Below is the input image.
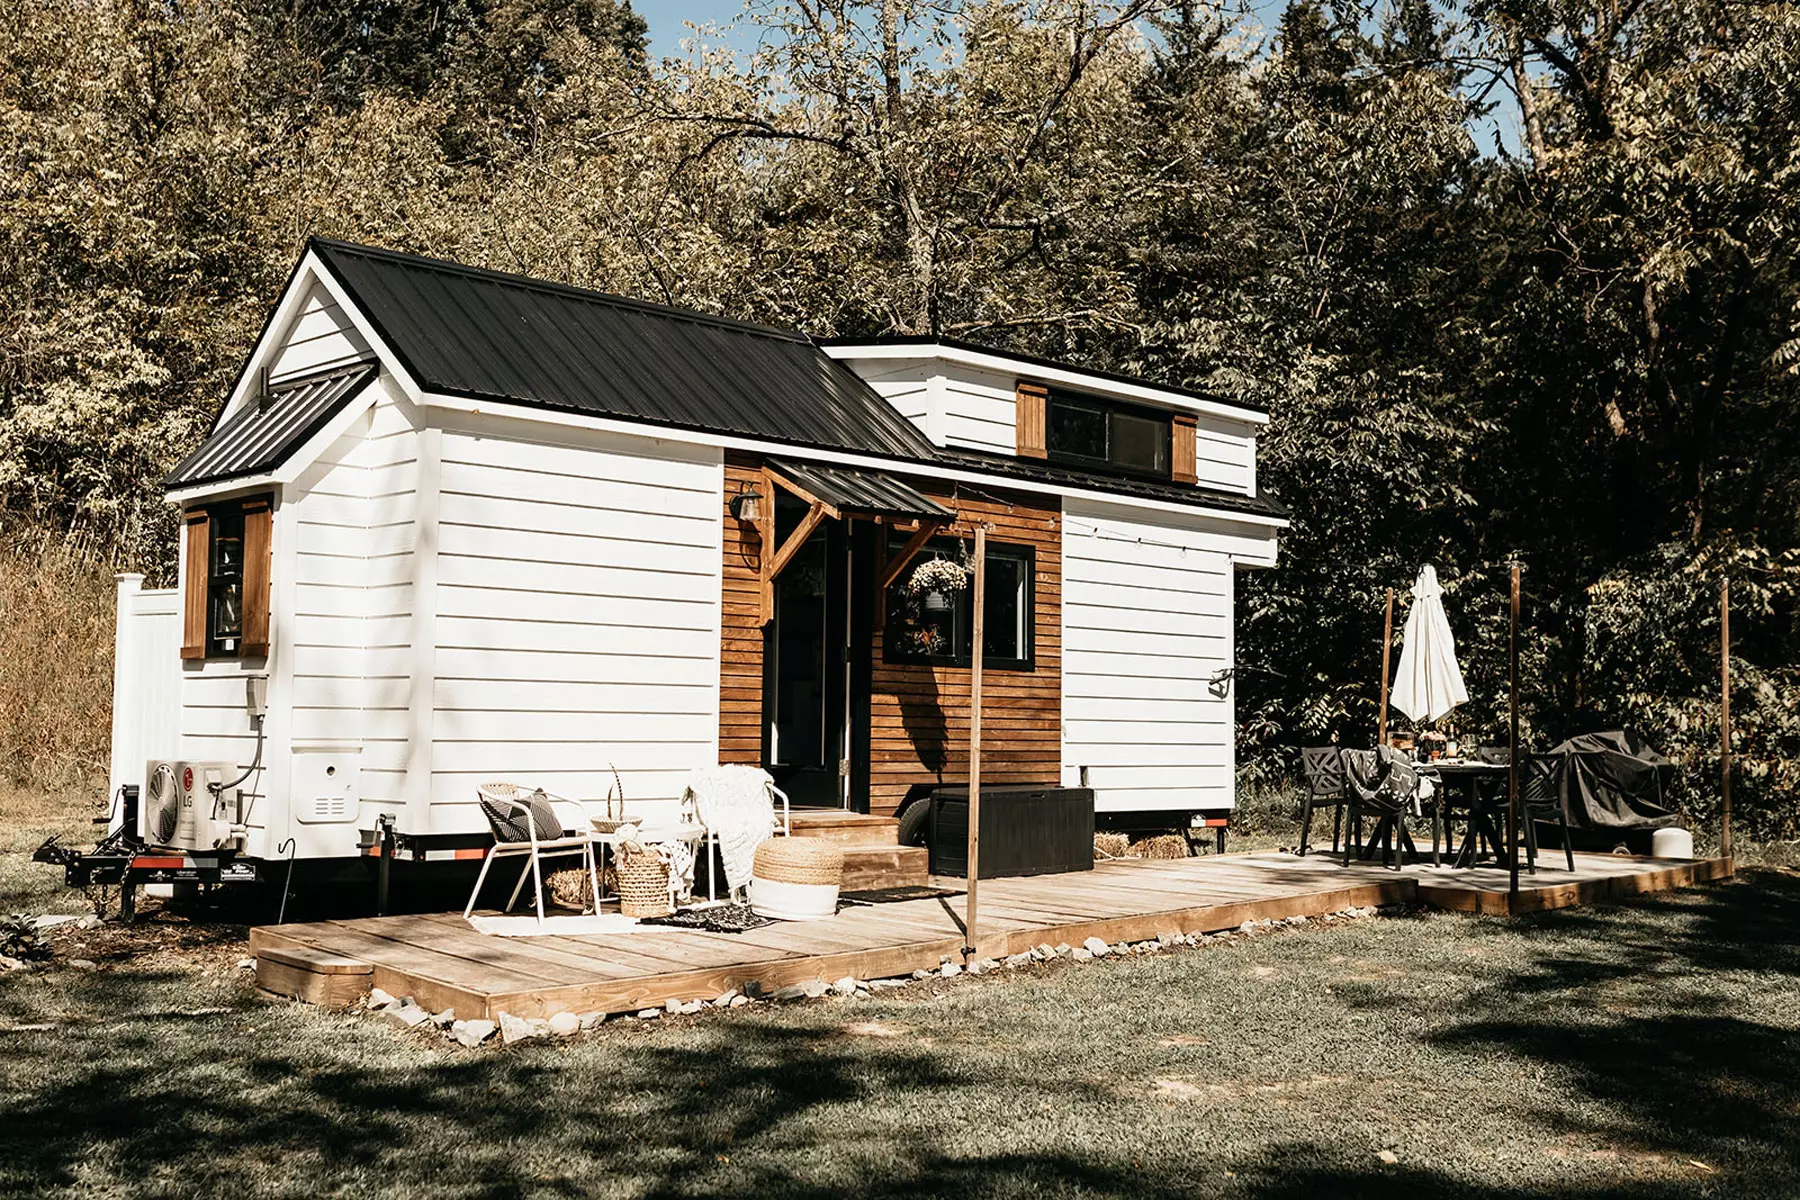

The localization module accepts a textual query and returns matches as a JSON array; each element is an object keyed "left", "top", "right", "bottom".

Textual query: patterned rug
[{"left": 637, "top": 903, "right": 777, "bottom": 934}]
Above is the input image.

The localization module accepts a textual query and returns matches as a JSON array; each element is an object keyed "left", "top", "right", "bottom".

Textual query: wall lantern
[{"left": 729, "top": 483, "right": 764, "bottom": 524}]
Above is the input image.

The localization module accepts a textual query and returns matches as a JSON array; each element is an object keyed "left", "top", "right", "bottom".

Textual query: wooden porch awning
[{"left": 766, "top": 459, "right": 953, "bottom": 523}]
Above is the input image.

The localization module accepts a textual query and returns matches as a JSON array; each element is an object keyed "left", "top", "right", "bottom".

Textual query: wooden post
[
  {"left": 1377, "top": 588, "right": 1395, "bottom": 746},
  {"left": 1721, "top": 576, "right": 1732, "bottom": 861},
  {"left": 964, "top": 526, "right": 987, "bottom": 960},
  {"left": 1507, "top": 564, "right": 1521, "bottom": 908}
]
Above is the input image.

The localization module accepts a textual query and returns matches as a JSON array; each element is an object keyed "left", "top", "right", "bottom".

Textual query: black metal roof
[
  {"left": 818, "top": 334, "right": 1268, "bottom": 418},
  {"left": 935, "top": 447, "right": 1288, "bottom": 521},
  {"left": 768, "top": 459, "right": 953, "bottom": 521},
  {"left": 166, "top": 363, "right": 378, "bottom": 489},
  {"left": 309, "top": 238, "right": 939, "bottom": 461}
]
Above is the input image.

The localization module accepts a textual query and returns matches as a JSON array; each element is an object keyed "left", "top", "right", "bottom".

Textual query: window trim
[
  {"left": 1045, "top": 387, "right": 1175, "bottom": 482},
  {"left": 882, "top": 535, "right": 1037, "bottom": 672}
]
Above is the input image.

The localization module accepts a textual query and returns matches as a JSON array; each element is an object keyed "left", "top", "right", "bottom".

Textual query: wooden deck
[{"left": 252, "top": 851, "right": 1733, "bottom": 1020}]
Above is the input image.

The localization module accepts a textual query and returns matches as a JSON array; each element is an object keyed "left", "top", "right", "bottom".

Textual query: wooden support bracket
[
  {"left": 879, "top": 521, "right": 946, "bottom": 592},
  {"left": 760, "top": 500, "right": 831, "bottom": 625}
]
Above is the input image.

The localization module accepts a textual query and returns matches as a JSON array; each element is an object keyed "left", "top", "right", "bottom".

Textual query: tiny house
[{"left": 106, "top": 240, "right": 1284, "bottom": 886}]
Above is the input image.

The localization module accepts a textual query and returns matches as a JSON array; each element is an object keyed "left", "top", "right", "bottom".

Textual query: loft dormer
[{"left": 819, "top": 338, "right": 1267, "bottom": 498}]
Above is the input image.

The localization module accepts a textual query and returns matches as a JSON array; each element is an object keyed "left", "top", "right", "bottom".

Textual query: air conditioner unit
[{"left": 141, "top": 760, "right": 239, "bottom": 852}]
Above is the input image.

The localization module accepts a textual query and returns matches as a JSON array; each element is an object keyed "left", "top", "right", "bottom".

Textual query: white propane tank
[{"left": 1651, "top": 827, "right": 1695, "bottom": 859}]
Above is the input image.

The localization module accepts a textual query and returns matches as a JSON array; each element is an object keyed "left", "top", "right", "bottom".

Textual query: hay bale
[
  {"left": 545, "top": 868, "right": 593, "bottom": 912},
  {"left": 1131, "top": 834, "right": 1191, "bottom": 860},
  {"left": 1094, "top": 832, "right": 1133, "bottom": 859}
]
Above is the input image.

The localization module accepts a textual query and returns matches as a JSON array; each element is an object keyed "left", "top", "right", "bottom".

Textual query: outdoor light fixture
[{"left": 729, "top": 483, "right": 764, "bottom": 524}]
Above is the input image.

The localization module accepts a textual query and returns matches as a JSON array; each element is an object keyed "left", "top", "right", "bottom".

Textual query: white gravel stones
[
  {"left": 383, "top": 1003, "right": 432, "bottom": 1029},
  {"left": 1083, "top": 937, "right": 1111, "bottom": 956},
  {"left": 580, "top": 1011, "right": 606, "bottom": 1030},
  {"left": 728, "top": 994, "right": 750, "bottom": 1008},
  {"left": 712, "top": 989, "right": 739, "bottom": 1006},
  {"left": 912, "top": 968, "right": 932, "bottom": 980},
  {"left": 237, "top": 958, "right": 255, "bottom": 971},
  {"left": 774, "top": 984, "right": 808, "bottom": 1001},
  {"left": 1070, "top": 948, "right": 1094, "bottom": 962},
  {"left": 678, "top": 1000, "right": 705, "bottom": 1015},
  {"left": 431, "top": 1008, "right": 456, "bottom": 1029},
  {"left": 801, "top": 979, "right": 830, "bottom": 998},
  {"left": 452, "top": 1019, "right": 497, "bottom": 1047},
  {"left": 32, "top": 915, "right": 80, "bottom": 932},
  {"left": 497, "top": 1011, "right": 536, "bottom": 1043},
  {"left": 1005, "top": 951, "right": 1034, "bottom": 968},
  {"left": 940, "top": 962, "right": 963, "bottom": 978},
  {"left": 547, "top": 1011, "right": 581, "bottom": 1037},
  {"left": 665, "top": 998, "right": 684, "bottom": 1014},
  {"left": 831, "top": 976, "right": 859, "bottom": 996},
  {"left": 1054, "top": 943, "right": 1073, "bottom": 956},
  {"left": 366, "top": 987, "right": 399, "bottom": 1010},
  {"left": 635, "top": 1007, "right": 662, "bottom": 1020}
]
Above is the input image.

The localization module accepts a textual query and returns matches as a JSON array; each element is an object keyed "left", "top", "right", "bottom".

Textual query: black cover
[
  {"left": 930, "top": 786, "right": 1095, "bottom": 878},
  {"left": 1547, "top": 731, "right": 1680, "bottom": 831}
]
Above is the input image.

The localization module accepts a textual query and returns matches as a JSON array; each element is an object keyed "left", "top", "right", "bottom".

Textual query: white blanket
[
  {"left": 682, "top": 765, "right": 777, "bottom": 893},
  {"left": 468, "top": 913, "right": 648, "bottom": 937}
]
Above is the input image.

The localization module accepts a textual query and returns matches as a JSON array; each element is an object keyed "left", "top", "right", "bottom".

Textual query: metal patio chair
[
  {"left": 465, "top": 783, "right": 600, "bottom": 926},
  {"left": 1298, "top": 747, "right": 1348, "bottom": 857}
]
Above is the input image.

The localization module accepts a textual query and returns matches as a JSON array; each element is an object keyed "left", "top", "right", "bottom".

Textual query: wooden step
[
  {"left": 838, "top": 845, "right": 930, "bottom": 891},
  {"left": 788, "top": 808, "right": 904, "bottom": 848}
]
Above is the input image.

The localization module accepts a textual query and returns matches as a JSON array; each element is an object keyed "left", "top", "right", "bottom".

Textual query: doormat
[
  {"left": 839, "top": 886, "right": 963, "bottom": 906},
  {"left": 638, "top": 903, "right": 776, "bottom": 934}
]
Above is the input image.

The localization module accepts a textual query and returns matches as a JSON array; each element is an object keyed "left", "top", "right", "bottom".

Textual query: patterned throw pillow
[{"left": 482, "top": 789, "right": 568, "bottom": 842}]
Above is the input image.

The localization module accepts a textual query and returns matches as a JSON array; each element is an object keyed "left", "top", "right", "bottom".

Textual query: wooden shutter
[
  {"left": 180, "top": 511, "right": 209, "bottom": 660},
  {"left": 1015, "top": 382, "right": 1048, "bottom": 459},
  {"left": 240, "top": 496, "right": 273, "bottom": 658},
  {"left": 1172, "top": 414, "right": 1199, "bottom": 484}
]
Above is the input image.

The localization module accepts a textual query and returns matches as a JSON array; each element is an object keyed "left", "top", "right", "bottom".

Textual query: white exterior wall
[
  {"left": 280, "top": 377, "right": 421, "bottom": 854},
  {"left": 267, "top": 282, "right": 373, "bottom": 383},
  {"left": 107, "top": 578, "right": 182, "bottom": 810},
  {"left": 1061, "top": 499, "right": 1277, "bottom": 815},
  {"left": 425, "top": 412, "right": 725, "bottom": 833}
]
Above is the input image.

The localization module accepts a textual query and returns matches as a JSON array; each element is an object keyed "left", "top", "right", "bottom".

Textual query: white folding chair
[{"left": 464, "top": 783, "right": 599, "bottom": 926}]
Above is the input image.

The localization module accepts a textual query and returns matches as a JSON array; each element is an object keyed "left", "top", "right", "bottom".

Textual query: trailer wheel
[{"left": 896, "top": 797, "right": 931, "bottom": 847}]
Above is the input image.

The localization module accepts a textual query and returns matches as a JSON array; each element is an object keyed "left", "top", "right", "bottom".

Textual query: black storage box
[{"left": 929, "top": 786, "right": 1095, "bottom": 879}]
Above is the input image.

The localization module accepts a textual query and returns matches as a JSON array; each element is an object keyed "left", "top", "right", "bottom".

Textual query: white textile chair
[
  {"left": 464, "top": 783, "right": 599, "bottom": 926},
  {"left": 680, "top": 766, "right": 791, "bottom": 901}
]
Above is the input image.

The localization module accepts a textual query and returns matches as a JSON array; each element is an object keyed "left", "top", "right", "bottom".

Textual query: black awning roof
[
  {"left": 309, "top": 238, "right": 939, "bottom": 462},
  {"left": 768, "top": 459, "right": 953, "bottom": 522},
  {"left": 166, "top": 363, "right": 377, "bottom": 489}
]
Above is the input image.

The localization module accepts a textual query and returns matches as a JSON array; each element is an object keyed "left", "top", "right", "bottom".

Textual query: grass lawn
[{"left": 3, "top": 860, "right": 1798, "bottom": 1198}]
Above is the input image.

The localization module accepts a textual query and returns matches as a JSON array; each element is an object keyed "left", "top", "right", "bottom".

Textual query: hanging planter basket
[{"left": 906, "top": 557, "right": 969, "bottom": 603}]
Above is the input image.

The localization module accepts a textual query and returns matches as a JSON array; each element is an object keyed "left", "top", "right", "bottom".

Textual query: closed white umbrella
[{"left": 1390, "top": 565, "right": 1469, "bottom": 723}]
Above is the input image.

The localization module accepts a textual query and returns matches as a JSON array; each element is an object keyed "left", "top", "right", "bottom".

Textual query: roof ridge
[{"left": 307, "top": 236, "right": 813, "bottom": 345}]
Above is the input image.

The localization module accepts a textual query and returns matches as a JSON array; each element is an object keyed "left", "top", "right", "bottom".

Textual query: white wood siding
[
  {"left": 267, "top": 282, "right": 373, "bottom": 383},
  {"left": 1061, "top": 500, "right": 1246, "bottom": 815},
  {"left": 1195, "top": 415, "right": 1257, "bottom": 497},
  {"left": 108, "top": 581, "right": 182, "bottom": 810},
  {"left": 426, "top": 417, "right": 724, "bottom": 833},
  {"left": 282, "top": 379, "right": 421, "bottom": 851},
  {"left": 838, "top": 359, "right": 940, "bottom": 442}
]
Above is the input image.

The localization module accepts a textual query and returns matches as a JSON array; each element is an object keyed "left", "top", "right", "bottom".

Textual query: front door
[{"left": 767, "top": 499, "right": 851, "bottom": 808}]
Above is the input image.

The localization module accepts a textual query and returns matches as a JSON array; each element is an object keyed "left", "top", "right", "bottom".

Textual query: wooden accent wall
[
  {"left": 1171, "top": 414, "right": 1199, "bottom": 484},
  {"left": 716, "top": 455, "right": 1063, "bottom": 815},
  {"left": 1015, "top": 382, "right": 1048, "bottom": 458},
  {"left": 719, "top": 454, "right": 767, "bottom": 764},
  {"left": 869, "top": 485, "right": 1062, "bottom": 817}
]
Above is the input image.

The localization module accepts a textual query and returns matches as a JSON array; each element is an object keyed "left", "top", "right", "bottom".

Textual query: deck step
[
  {"left": 838, "top": 845, "right": 931, "bottom": 891},
  {"left": 788, "top": 808, "right": 904, "bottom": 848}
]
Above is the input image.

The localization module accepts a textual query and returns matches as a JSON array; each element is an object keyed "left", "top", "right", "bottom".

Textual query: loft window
[
  {"left": 207, "top": 504, "right": 246, "bottom": 656},
  {"left": 1047, "top": 389, "right": 1171, "bottom": 478},
  {"left": 884, "top": 536, "right": 1034, "bottom": 671}
]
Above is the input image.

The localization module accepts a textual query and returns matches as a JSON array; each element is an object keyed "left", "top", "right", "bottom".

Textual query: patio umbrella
[{"left": 1389, "top": 565, "right": 1469, "bottom": 724}]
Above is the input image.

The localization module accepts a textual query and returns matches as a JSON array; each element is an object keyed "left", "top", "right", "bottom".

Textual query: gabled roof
[
  {"left": 308, "top": 238, "right": 939, "bottom": 461},
  {"left": 167, "top": 363, "right": 378, "bottom": 489}
]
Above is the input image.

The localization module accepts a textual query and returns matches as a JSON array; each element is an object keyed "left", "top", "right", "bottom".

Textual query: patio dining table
[{"left": 1420, "top": 759, "right": 1511, "bottom": 868}]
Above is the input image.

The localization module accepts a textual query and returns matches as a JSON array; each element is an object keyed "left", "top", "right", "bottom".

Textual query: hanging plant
[{"left": 905, "top": 557, "right": 970, "bottom": 599}]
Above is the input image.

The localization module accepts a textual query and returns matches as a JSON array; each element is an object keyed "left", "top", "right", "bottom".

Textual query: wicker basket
[
  {"left": 616, "top": 847, "right": 672, "bottom": 919},
  {"left": 752, "top": 837, "right": 846, "bottom": 885}
]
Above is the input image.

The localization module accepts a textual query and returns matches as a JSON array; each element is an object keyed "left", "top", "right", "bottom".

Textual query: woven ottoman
[{"left": 749, "top": 837, "right": 846, "bottom": 921}]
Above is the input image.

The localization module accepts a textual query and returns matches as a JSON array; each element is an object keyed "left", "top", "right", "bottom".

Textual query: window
[
  {"left": 1047, "top": 389, "right": 1172, "bottom": 478},
  {"left": 208, "top": 503, "right": 246, "bottom": 656},
  {"left": 182, "top": 495, "right": 271, "bottom": 661},
  {"left": 884, "top": 536, "right": 1034, "bottom": 670}
]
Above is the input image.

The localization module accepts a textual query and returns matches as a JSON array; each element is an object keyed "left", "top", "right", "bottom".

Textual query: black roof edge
[
  {"left": 937, "top": 445, "right": 1289, "bottom": 521},
  {"left": 166, "top": 362, "right": 379, "bottom": 494},
  {"left": 307, "top": 236, "right": 816, "bottom": 346},
  {"left": 815, "top": 334, "right": 1269, "bottom": 418}
]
